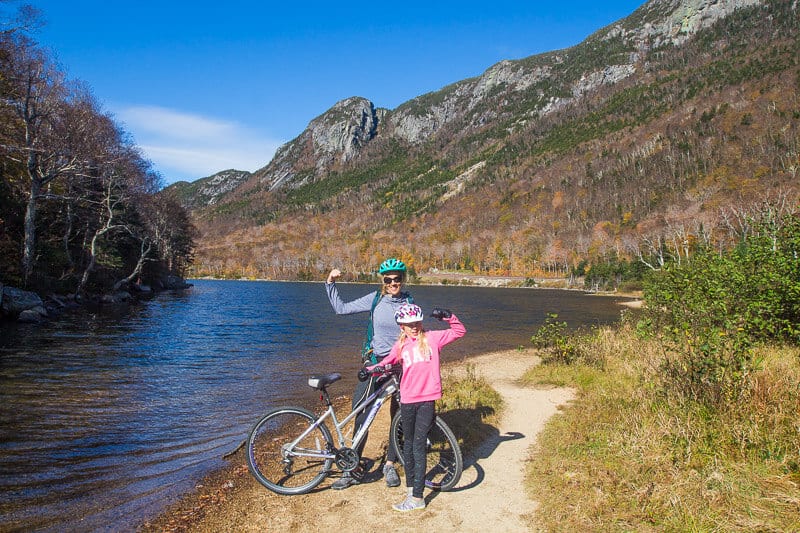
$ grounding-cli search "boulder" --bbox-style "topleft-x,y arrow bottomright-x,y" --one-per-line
156,275 -> 192,290
17,308 -> 43,323
100,291 -> 133,304
114,291 -> 132,302
1,286 -> 44,317
132,283 -> 152,294
48,294 -> 68,309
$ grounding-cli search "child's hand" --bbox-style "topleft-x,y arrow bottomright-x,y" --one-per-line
431,308 -> 452,320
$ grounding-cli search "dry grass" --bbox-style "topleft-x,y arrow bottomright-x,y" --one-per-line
522,324 -> 800,532
438,363 -> 505,453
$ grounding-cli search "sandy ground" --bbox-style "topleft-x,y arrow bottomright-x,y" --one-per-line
142,349 -> 574,532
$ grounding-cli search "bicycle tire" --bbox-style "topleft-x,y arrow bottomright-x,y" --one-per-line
246,406 -> 334,495
389,411 -> 463,491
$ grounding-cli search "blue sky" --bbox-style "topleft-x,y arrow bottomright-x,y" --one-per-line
26,0 -> 645,185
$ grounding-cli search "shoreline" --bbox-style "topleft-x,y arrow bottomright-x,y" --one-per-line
140,347 -> 572,532
139,351 -> 493,531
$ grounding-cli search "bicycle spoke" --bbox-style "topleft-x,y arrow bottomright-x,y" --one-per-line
247,408 -> 333,495
390,413 -> 463,491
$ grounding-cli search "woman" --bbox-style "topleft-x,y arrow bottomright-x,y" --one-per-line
324,258 -> 415,489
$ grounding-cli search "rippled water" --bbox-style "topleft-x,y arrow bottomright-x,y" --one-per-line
0,280 -> 632,531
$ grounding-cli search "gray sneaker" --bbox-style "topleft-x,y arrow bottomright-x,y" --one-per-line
331,472 -> 360,490
392,495 -> 425,512
383,463 -> 401,487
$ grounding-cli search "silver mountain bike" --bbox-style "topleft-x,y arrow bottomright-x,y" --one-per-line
246,365 -> 463,495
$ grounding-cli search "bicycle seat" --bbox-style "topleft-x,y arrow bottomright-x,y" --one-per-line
308,373 -> 341,390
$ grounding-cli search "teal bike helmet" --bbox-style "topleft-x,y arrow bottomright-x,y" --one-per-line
378,258 -> 406,274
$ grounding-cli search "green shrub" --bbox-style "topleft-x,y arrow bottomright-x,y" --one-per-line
643,208 -> 800,408
530,313 -> 592,365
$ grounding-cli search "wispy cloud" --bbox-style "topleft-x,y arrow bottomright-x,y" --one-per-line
114,105 -> 283,184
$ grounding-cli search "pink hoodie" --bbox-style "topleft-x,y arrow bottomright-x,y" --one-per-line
376,314 -> 466,403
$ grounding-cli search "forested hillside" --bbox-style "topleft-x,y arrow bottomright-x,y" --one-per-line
175,0 -> 799,284
0,7 -> 196,296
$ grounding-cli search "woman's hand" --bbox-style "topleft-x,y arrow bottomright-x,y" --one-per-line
327,268 -> 341,283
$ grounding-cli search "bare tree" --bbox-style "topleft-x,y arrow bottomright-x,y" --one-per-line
0,35 -> 79,284
138,189 -> 197,277
76,143 -> 157,294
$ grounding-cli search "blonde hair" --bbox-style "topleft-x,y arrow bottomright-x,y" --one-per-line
397,327 -> 431,358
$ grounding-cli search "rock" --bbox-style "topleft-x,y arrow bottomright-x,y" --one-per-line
251,97 -> 381,192
17,309 -> 43,323
162,275 -> 192,290
132,283 -> 152,294
48,294 -> 68,309
114,291 -> 131,302
1,286 -> 44,317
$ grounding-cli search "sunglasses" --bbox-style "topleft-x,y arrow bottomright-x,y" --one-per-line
383,276 -> 403,284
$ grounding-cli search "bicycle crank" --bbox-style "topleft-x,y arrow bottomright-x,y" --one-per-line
334,448 -> 360,471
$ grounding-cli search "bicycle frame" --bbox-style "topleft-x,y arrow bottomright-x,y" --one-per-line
246,365 -> 463,495
287,373 -> 399,464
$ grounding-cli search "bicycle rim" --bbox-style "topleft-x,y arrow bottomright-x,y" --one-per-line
246,407 -> 333,495
390,413 -> 463,491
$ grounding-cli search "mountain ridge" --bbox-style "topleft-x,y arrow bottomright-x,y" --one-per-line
170,0 -> 799,281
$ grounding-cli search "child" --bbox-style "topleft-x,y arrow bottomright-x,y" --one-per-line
369,303 -> 466,511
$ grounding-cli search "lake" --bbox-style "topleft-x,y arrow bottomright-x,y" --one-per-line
0,279 -> 634,531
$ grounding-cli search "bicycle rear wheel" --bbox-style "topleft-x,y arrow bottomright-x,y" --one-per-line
389,411 -> 463,491
246,407 -> 334,495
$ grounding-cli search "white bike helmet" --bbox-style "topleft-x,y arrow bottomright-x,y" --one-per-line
395,303 -> 423,324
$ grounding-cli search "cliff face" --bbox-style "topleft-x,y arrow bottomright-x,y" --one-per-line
253,97 -> 382,191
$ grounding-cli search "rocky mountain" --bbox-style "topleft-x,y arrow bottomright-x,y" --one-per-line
169,169 -> 251,209
171,0 -> 800,281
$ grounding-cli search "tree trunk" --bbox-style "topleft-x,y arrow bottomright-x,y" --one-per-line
112,239 -> 152,292
22,177 -> 41,286
77,229 -> 102,295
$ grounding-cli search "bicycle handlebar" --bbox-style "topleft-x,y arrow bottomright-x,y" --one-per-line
357,364 -> 400,382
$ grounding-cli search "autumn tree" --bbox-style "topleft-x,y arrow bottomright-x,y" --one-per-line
0,31 -> 78,284
0,11 -> 196,294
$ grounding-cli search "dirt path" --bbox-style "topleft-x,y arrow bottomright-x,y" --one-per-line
146,349 -> 573,532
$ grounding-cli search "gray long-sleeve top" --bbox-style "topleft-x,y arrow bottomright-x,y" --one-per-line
325,282 -> 413,358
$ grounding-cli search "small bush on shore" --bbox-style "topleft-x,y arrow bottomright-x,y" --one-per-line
530,313 -> 606,368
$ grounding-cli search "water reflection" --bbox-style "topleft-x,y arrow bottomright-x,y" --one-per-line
0,280 -> 633,531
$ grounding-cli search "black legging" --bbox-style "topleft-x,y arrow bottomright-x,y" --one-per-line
399,400 -> 435,498
352,376 -> 400,462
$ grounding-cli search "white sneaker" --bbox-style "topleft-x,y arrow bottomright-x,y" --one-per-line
392,495 -> 425,512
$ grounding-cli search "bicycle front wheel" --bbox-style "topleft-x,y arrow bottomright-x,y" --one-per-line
389,411 -> 463,491
246,406 -> 334,495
